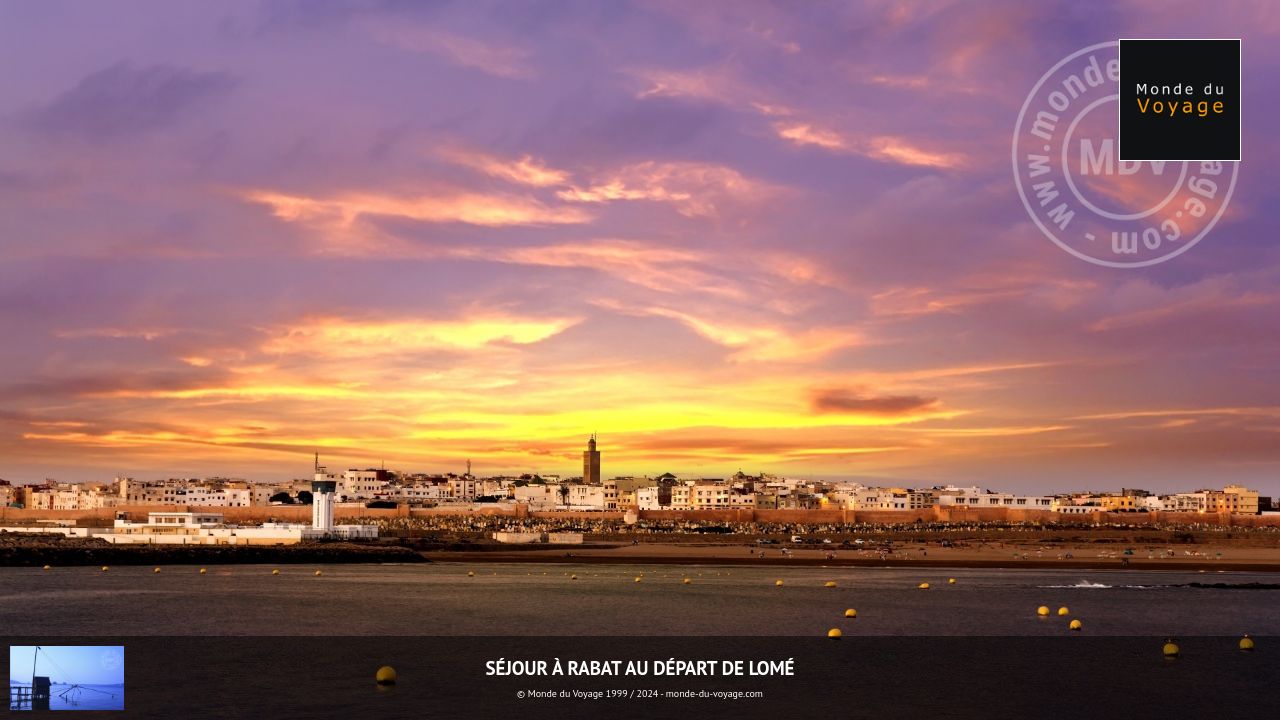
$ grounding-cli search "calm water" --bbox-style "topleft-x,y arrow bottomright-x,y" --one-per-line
9,684 -> 124,711
2,563 -> 1277,636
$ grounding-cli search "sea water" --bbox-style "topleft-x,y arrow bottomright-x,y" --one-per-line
1,563 -> 1277,636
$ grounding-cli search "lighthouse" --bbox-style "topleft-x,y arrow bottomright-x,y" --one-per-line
311,453 -> 336,533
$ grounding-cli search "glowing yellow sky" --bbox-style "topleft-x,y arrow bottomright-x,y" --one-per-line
1,1 -> 1277,493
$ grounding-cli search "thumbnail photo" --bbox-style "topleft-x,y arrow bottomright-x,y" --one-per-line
9,646 -> 124,712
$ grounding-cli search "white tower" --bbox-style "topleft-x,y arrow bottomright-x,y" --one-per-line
311,453 -> 336,533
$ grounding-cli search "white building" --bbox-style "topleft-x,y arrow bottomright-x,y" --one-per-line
935,486 -> 1054,510
385,482 -> 451,503
636,487 -> 662,510
567,484 -> 606,510
340,470 -> 388,501
512,483 -> 562,510
449,476 -> 480,501
1,511 -> 377,545
669,484 -> 692,510
689,483 -> 755,509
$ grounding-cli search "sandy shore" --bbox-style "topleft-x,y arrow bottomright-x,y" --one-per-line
422,540 -> 1280,572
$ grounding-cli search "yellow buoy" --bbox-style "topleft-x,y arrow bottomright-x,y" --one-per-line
1239,635 -> 1254,652
199,568 -> 207,574
1058,606 -> 1069,616
824,581 -> 837,588
775,579 -> 784,587
42,565 -> 51,571
467,571 -> 474,577
153,567 -> 161,574
1163,641 -> 1180,657
272,569 -> 280,575
101,566 -> 109,572
314,570 -> 323,577
844,608 -> 857,618
948,578 -> 956,584
570,574 -> 578,580
827,628 -> 842,639
375,665 -> 397,685
1037,606 -> 1050,617
918,582 -> 930,590
1069,619 -> 1082,631
683,578 -> 691,584
634,576 -> 642,583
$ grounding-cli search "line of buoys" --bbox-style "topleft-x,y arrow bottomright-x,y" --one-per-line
1239,635 -> 1254,652
1058,606 -> 1069,616
827,628 -> 842,639
844,608 -> 857,618
1163,640 -> 1180,657
1037,606 -> 1050,617
375,666 -> 397,685
824,581 -> 837,588
1068,619 -> 1082,631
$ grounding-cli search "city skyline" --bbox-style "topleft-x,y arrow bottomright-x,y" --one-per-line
3,436 -> 1276,498
2,1 -> 1279,494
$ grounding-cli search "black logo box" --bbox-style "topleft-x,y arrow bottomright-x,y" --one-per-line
1119,39 -> 1241,161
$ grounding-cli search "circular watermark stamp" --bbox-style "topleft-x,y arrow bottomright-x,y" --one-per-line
1012,41 -> 1238,267
100,647 -> 123,671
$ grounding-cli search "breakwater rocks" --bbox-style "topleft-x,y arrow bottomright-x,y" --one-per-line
0,533 -> 427,566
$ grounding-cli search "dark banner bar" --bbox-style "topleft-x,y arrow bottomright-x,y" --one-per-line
5,636 -> 1277,719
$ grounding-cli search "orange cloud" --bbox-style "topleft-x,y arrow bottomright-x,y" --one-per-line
775,123 -> 848,150
244,188 -> 592,228
639,306 -> 863,362
260,314 -> 579,357
774,123 -> 965,168
865,137 -> 964,168
556,161 -> 778,217
441,148 -> 570,187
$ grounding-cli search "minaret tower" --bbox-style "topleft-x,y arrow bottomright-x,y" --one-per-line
583,433 -> 601,485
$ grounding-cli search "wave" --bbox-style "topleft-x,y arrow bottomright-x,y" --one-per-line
1038,580 -> 1111,589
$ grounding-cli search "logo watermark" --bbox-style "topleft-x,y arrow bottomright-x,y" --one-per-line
1012,41 -> 1238,267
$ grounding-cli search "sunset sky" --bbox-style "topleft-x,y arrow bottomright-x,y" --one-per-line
1,1 -> 1277,493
